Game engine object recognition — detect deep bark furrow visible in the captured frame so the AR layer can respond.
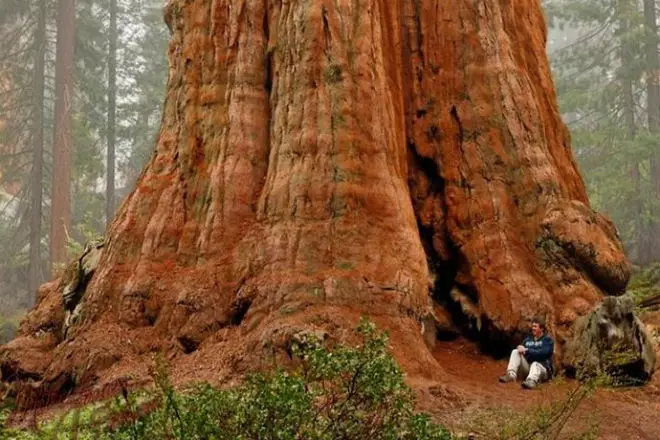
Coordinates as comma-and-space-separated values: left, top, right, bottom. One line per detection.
399, 1, 630, 344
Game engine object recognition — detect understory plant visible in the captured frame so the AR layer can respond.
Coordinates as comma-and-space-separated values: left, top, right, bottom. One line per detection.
0, 319, 452, 440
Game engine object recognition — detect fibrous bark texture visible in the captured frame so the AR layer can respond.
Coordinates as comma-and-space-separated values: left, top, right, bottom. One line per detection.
1, 0, 632, 408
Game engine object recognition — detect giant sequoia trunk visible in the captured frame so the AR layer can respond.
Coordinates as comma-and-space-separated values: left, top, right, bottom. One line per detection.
1, 0, 630, 408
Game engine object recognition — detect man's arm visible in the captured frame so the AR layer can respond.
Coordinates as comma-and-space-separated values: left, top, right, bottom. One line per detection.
518, 336, 531, 354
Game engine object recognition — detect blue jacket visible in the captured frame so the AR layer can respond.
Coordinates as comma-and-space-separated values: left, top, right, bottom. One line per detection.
522, 333, 554, 376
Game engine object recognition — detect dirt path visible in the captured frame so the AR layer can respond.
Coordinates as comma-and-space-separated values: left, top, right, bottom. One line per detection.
420, 338, 660, 440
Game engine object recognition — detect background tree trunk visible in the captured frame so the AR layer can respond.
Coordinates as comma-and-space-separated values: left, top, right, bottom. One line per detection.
106, 0, 117, 227
50, 0, 76, 273
619, 0, 645, 263
1, 0, 631, 408
645, 0, 660, 262
27, 0, 47, 297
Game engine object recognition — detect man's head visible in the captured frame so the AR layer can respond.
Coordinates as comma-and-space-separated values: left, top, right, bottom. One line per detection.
531, 317, 546, 339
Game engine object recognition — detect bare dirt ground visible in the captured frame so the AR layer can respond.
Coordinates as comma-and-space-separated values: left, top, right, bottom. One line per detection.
420, 331, 660, 440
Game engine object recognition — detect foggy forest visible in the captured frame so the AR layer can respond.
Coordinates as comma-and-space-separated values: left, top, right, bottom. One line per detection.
0, 0, 168, 337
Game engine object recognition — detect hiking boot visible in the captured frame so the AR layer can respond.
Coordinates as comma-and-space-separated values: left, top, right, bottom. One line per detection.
499, 373, 516, 383
521, 379, 537, 389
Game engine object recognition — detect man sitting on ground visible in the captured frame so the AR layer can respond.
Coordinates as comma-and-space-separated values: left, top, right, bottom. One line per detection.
499, 317, 554, 389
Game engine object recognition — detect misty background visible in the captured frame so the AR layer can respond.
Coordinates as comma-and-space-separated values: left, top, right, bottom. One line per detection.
0, 0, 658, 341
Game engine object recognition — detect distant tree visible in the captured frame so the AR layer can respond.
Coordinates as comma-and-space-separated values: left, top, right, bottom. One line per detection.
106, 0, 117, 227
28, 0, 47, 295
51, 0, 76, 272
73, 0, 111, 245
644, 0, 660, 262
619, 0, 644, 260
0, 0, 55, 307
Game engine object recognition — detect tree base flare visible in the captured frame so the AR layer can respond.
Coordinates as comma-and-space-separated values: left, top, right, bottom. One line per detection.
1, 0, 633, 408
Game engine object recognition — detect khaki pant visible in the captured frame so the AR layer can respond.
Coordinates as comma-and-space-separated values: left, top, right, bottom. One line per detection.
507, 349, 548, 383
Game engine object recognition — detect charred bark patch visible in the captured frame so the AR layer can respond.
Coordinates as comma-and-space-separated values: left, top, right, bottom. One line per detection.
322, 6, 331, 53
0, 361, 42, 383
230, 297, 253, 326
14, 373, 75, 411
264, 6, 273, 95
407, 141, 466, 342
449, 106, 464, 145
426, 124, 441, 142
476, 319, 525, 358
178, 336, 200, 354
265, 52, 273, 95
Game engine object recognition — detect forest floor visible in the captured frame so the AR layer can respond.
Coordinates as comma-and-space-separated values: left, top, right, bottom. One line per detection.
419, 310, 660, 440
4, 312, 660, 439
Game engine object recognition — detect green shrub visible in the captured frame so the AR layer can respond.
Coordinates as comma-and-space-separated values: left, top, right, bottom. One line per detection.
1, 319, 452, 440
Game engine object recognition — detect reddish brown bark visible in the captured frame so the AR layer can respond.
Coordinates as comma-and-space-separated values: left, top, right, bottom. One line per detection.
50, 0, 75, 272
1, 0, 630, 408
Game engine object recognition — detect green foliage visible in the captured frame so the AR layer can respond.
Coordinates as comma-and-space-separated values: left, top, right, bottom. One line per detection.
1, 320, 452, 440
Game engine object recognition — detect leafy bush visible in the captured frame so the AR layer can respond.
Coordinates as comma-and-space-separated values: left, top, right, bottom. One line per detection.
0, 320, 452, 439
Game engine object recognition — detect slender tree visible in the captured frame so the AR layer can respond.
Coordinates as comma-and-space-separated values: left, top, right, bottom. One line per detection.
50, 0, 76, 272
106, 0, 117, 226
644, 0, 660, 262
27, 0, 47, 295
619, 0, 646, 262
